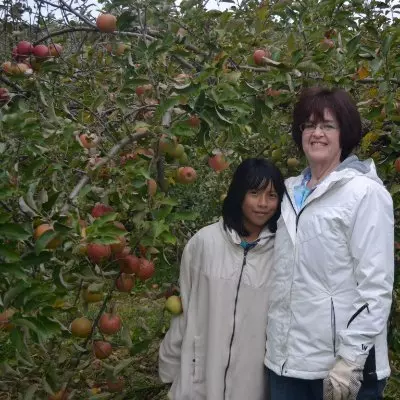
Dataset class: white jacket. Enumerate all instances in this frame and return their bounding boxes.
[265,155,394,381]
[159,220,275,399]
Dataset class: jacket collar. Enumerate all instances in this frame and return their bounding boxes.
[218,218,274,250]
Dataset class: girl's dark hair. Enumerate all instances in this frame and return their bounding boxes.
[292,87,362,160]
[222,158,285,236]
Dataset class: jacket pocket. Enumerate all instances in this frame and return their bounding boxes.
[192,335,205,383]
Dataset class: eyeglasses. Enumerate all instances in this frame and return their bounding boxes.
[300,122,339,133]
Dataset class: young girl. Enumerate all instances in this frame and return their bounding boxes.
[159,158,285,400]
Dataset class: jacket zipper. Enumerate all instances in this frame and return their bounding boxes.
[347,303,370,328]
[284,189,308,231]
[223,245,253,399]
[331,298,337,356]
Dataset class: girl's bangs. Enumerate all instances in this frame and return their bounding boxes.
[246,174,273,191]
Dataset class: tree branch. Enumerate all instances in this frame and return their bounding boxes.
[0,75,25,93]
[58,0,97,28]
[63,130,151,212]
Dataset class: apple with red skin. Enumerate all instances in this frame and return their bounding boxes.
[110,222,127,253]
[208,154,229,172]
[91,203,113,218]
[177,167,197,184]
[118,254,140,274]
[0,309,15,331]
[96,13,117,33]
[320,38,335,50]
[79,133,98,148]
[253,49,267,65]
[33,45,50,58]
[98,313,122,335]
[93,340,112,359]
[17,41,33,56]
[147,179,157,196]
[106,377,125,393]
[188,115,201,127]
[137,258,155,281]
[0,88,10,103]
[87,243,111,264]
[395,158,400,173]
[116,273,135,292]
[265,88,282,97]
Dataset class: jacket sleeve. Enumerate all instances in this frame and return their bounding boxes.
[337,182,394,366]
[158,239,193,383]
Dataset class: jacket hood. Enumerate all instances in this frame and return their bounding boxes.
[335,155,383,185]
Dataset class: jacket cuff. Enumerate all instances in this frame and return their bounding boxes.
[158,358,180,383]
[337,346,368,368]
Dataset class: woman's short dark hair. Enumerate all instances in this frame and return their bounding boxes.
[292,87,362,160]
[222,158,285,236]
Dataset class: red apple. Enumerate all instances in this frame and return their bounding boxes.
[176,167,197,184]
[33,45,50,58]
[118,254,140,274]
[395,158,400,173]
[137,258,155,281]
[188,115,201,128]
[91,203,113,218]
[0,88,10,102]
[98,313,122,335]
[93,340,112,359]
[208,154,229,172]
[253,49,267,65]
[87,243,111,264]
[17,41,33,56]
[147,179,157,196]
[96,13,117,33]
[116,273,135,292]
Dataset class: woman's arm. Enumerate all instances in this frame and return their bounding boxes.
[338,182,394,366]
[158,239,193,383]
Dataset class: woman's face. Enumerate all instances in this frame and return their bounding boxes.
[242,181,279,234]
[301,109,341,167]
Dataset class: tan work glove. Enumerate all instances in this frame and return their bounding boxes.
[323,357,363,400]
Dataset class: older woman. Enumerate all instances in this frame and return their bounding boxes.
[265,87,394,400]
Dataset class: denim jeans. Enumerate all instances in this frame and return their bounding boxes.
[267,369,387,400]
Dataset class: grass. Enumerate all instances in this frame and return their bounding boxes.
[1,282,400,399]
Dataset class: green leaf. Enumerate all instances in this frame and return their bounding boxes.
[34,230,59,255]
[390,184,400,196]
[21,252,52,266]
[0,244,20,262]
[346,34,361,55]
[23,384,38,400]
[113,357,134,375]
[169,211,199,221]
[0,223,30,240]
[381,34,392,58]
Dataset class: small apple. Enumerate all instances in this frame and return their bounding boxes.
[253,49,267,65]
[287,157,300,168]
[79,133,99,148]
[147,179,157,196]
[118,254,140,274]
[16,41,33,56]
[208,154,229,172]
[82,289,103,303]
[395,157,400,173]
[70,317,92,338]
[165,295,183,315]
[106,376,125,393]
[116,273,135,292]
[96,13,117,33]
[87,243,112,264]
[265,88,282,97]
[0,88,10,103]
[49,43,63,57]
[33,44,50,58]
[320,38,335,50]
[168,143,185,159]
[34,223,61,249]
[91,203,113,218]
[98,313,122,335]
[136,86,145,96]
[93,340,112,359]
[137,258,155,281]
[188,115,200,128]
[177,167,197,184]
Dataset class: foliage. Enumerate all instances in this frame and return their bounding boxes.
[0,0,399,397]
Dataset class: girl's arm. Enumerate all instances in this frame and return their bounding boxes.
[159,239,193,382]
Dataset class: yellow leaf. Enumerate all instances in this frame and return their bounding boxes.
[357,66,369,80]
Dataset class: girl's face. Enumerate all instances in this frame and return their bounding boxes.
[242,181,279,235]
